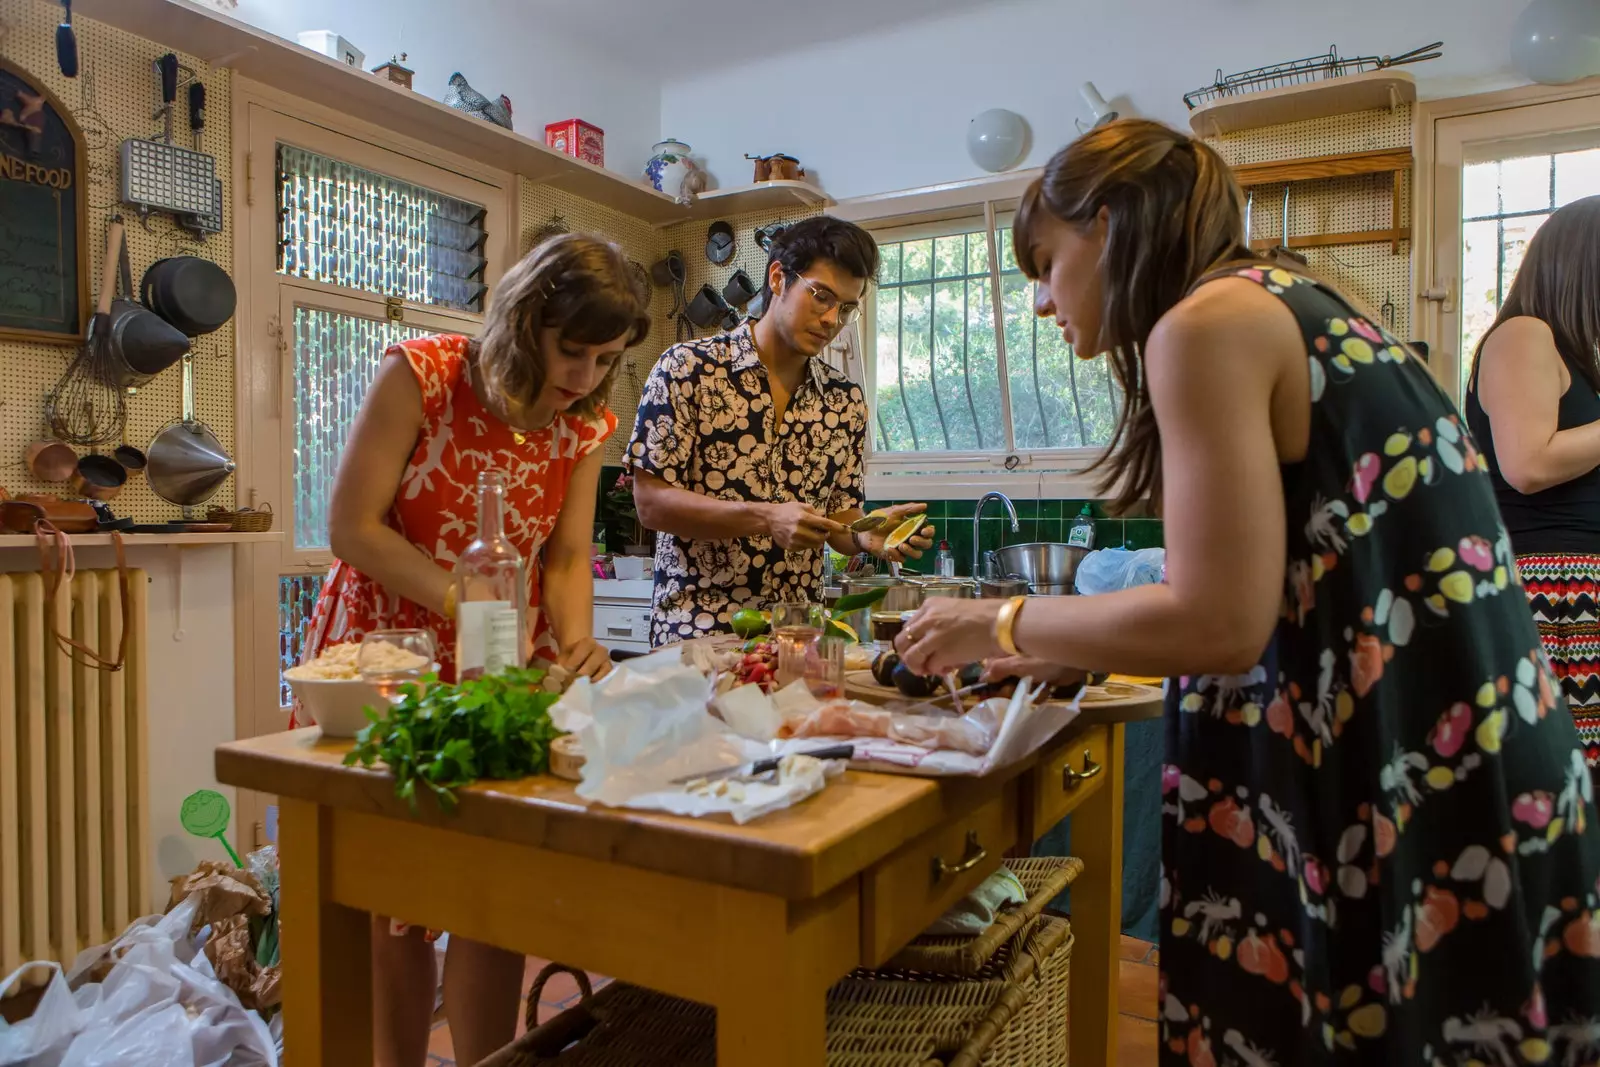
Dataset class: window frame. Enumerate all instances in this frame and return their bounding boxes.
[841,174,1113,497]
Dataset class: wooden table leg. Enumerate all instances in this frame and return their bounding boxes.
[710,883,856,1066]
[279,798,373,1067]
[1069,722,1126,1067]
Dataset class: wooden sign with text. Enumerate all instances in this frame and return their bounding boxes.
[0,60,88,345]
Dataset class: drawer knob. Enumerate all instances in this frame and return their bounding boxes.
[1063,749,1103,790]
[931,830,987,883]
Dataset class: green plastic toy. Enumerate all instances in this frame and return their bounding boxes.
[181,789,241,866]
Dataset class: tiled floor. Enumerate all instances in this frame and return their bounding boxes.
[427,938,1159,1065]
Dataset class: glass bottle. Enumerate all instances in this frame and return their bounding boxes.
[454,471,526,679]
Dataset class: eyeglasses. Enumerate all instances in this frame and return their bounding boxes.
[787,272,862,326]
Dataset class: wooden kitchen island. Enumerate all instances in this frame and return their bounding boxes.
[216,690,1160,1066]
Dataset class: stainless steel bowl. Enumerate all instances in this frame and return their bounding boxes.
[978,577,1031,599]
[992,542,1087,594]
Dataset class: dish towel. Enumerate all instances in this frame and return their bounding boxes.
[925,867,1028,936]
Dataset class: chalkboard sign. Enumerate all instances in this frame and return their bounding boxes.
[0,60,87,346]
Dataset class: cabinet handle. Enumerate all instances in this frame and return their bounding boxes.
[1063,749,1103,790]
[931,830,987,883]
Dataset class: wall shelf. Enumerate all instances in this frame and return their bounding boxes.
[1234,149,1413,254]
[74,0,830,226]
[0,532,283,548]
[1189,70,1418,137]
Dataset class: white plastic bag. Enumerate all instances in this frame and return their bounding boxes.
[1074,547,1166,595]
[0,893,276,1067]
[0,962,85,1067]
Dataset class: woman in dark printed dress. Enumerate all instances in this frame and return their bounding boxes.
[897,120,1600,1065]
[1465,196,1600,766]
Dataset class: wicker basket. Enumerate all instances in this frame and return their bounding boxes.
[206,502,273,532]
[480,862,1078,1067]
[883,857,1082,978]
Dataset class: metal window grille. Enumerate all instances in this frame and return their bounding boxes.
[278,573,325,705]
[871,222,1120,457]
[292,308,430,550]
[277,143,490,313]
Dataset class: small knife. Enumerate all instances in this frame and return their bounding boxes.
[673,743,856,785]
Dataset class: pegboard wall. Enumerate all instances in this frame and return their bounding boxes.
[516,176,822,462]
[1207,103,1414,340]
[0,0,235,520]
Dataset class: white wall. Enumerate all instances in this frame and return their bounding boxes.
[660,0,1530,200]
[230,0,664,178]
[0,545,237,908]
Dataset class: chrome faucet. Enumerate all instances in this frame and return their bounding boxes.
[973,492,1021,577]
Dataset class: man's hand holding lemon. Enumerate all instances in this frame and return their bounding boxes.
[854,502,935,565]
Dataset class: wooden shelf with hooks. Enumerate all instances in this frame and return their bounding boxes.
[1233,149,1413,254]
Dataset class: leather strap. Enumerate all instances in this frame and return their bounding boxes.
[34,520,131,672]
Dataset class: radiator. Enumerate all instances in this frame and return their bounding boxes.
[0,568,149,975]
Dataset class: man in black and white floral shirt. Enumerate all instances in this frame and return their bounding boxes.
[628,216,931,646]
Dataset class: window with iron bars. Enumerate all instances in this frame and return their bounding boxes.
[867,218,1120,469]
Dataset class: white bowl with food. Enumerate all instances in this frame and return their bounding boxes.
[285,640,433,738]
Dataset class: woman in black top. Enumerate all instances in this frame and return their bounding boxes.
[1465,194,1600,764]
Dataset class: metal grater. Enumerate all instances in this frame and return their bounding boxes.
[120,137,221,218]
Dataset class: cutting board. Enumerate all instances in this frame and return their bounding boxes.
[844,670,1162,710]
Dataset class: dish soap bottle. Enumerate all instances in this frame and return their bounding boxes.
[936,540,955,578]
[1067,505,1096,550]
[455,471,526,679]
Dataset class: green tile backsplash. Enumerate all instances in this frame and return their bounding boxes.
[865,498,1163,577]
[597,461,1164,572]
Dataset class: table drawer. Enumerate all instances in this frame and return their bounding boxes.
[861,786,1016,966]
[1029,723,1112,837]
[594,604,651,646]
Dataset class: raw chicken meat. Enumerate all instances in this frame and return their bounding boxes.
[778,699,1003,755]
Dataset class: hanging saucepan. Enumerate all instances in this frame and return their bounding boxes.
[71,451,127,501]
[107,231,190,389]
[141,256,236,337]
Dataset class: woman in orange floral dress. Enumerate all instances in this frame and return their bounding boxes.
[299,233,649,1067]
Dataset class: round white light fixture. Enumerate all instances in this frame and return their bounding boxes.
[967,109,1028,173]
[1511,0,1600,84]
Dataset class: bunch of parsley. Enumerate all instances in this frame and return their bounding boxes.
[343,667,563,812]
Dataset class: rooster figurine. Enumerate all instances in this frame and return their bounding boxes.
[445,72,512,131]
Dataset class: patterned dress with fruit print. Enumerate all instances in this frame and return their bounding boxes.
[1160,268,1600,1067]
[297,334,615,726]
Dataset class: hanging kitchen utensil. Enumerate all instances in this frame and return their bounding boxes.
[113,439,146,474]
[46,220,127,446]
[754,222,787,252]
[146,355,235,508]
[25,440,79,483]
[120,57,222,229]
[705,221,735,265]
[140,255,236,336]
[685,284,730,330]
[71,451,126,501]
[106,227,191,388]
[1381,292,1396,332]
[526,211,568,251]
[722,269,756,309]
[627,260,652,302]
[55,0,77,77]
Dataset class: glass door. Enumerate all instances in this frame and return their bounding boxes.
[1426,96,1600,400]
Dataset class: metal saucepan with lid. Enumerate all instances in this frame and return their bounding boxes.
[834,574,974,644]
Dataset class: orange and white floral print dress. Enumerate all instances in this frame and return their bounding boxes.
[297,334,615,726]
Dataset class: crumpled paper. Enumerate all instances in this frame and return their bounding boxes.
[167,861,269,935]
[163,858,281,1014]
[567,656,841,823]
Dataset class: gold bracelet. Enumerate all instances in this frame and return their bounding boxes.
[996,595,1027,656]
[442,584,458,620]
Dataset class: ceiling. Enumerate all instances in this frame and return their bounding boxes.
[524,0,1018,65]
